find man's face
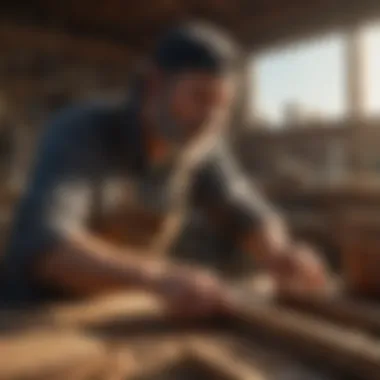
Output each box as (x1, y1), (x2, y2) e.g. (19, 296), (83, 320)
(157, 72), (236, 144)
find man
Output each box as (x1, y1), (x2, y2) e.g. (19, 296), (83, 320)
(1, 24), (328, 312)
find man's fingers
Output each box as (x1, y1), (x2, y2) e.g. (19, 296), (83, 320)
(159, 267), (232, 318)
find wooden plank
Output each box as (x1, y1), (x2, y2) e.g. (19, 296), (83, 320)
(48, 293), (166, 327)
(0, 328), (191, 380)
(0, 293), (167, 332)
(229, 301), (380, 379)
(281, 295), (380, 336)
(244, 273), (380, 336)
(87, 335), (189, 380)
(188, 335), (335, 380)
(0, 330), (106, 380)
(230, 276), (380, 377)
(187, 338), (266, 380)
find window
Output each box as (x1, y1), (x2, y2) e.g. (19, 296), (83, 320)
(363, 21), (380, 117)
(253, 34), (346, 128)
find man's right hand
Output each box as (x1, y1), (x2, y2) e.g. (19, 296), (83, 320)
(153, 265), (232, 318)
(270, 243), (331, 298)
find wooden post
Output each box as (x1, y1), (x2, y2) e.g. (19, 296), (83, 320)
(346, 26), (365, 120)
(346, 25), (365, 177)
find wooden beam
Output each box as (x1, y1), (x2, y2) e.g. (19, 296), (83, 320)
(281, 295), (380, 336)
(237, 0), (380, 51)
(229, 301), (380, 379)
(187, 339), (268, 380)
(0, 293), (166, 332)
(0, 22), (136, 65)
(2, 0), (380, 54)
(346, 26), (366, 120)
(187, 335), (332, 380)
(0, 331), (106, 380)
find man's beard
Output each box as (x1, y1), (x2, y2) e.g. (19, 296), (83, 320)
(154, 87), (215, 159)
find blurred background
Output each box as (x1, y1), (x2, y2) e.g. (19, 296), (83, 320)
(0, 1), (379, 271)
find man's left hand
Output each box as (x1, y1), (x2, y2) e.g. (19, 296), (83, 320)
(270, 243), (331, 298)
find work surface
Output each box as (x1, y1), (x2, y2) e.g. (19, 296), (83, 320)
(1, 278), (380, 380)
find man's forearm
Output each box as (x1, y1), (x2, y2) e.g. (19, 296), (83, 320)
(34, 232), (168, 297)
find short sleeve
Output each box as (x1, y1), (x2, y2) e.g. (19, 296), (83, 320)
(2, 106), (103, 289)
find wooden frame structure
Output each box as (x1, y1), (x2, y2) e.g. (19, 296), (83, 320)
(1, 1), (380, 51)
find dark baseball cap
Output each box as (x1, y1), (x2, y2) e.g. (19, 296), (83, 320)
(152, 23), (240, 75)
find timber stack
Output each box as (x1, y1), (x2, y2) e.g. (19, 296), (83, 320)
(0, 279), (380, 380)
